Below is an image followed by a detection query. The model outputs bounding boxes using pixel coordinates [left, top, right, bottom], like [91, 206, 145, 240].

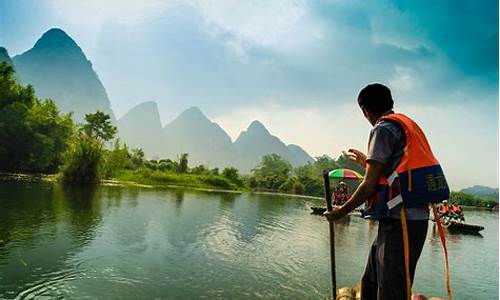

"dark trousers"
[361, 219, 428, 300]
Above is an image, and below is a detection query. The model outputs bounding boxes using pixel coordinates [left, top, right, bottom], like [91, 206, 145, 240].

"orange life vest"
[451, 205, 461, 213]
[363, 113, 450, 219]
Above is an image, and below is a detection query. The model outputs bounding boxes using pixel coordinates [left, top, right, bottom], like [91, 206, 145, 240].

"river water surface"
[0, 182, 498, 299]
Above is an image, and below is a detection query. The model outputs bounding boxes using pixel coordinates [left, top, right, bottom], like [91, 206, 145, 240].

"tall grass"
[116, 168, 244, 191]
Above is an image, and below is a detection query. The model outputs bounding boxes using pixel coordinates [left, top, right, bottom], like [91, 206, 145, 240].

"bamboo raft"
[334, 283, 444, 300]
[444, 220, 484, 235]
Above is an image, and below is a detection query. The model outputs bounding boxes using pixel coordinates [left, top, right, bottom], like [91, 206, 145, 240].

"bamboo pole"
[323, 170, 336, 300]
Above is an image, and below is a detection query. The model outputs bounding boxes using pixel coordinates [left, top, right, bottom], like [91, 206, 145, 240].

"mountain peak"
[33, 28, 78, 50]
[178, 106, 209, 121]
[134, 100, 158, 111]
[247, 120, 269, 135]
[121, 101, 160, 119]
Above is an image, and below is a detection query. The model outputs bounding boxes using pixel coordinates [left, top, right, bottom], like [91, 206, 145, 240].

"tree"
[210, 167, 220, 176]
[130, 148, 145, 168]
[294, 163, 323, 196]
[100, 140, 131, 179]
[0, 62, 74, 173]
[60, 134, 103, 183]
[61, 111, 115, 183]
[222, 167, 242, 186]
[82, 110, 116, 142]
[191, 164, 209, 175]
[314, 154, 340, 172]
[250, 153, 292, 190]
[336, 151, 365, 174]
[178, 153, 189, 173]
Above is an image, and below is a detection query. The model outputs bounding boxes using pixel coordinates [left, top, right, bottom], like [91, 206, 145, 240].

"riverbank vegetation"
[449, 191, 498, 208]
[0, 62, 496, 207]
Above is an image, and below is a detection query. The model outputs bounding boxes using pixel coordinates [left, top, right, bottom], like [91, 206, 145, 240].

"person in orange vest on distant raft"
[438, 200, 450, 216]
[332, 181, 350, 206]
[324, 83, 449, 300]
[451, 201, 464, 221]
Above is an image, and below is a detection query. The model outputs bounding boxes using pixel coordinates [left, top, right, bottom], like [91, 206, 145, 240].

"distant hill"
[163, 107, 236, 168]
[287, 144, 315, 167]
[117, 101, 167, 158]
[12, 28, 115, 122]
[233, 120, 314, 173]
[460, 185, 499, 201]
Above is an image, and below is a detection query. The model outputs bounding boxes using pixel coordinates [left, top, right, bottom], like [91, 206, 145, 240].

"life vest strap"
[432, 204, 453, 300]
[400, 208, 412, 300]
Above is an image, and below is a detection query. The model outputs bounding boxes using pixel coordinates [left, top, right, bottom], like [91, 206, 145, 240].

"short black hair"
[357, 83, 394, 114]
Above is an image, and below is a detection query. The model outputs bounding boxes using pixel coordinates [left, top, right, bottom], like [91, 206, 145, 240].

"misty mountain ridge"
[234, 120, 314, 172]
[162, 106, 236, 168]
[117, 103, 314, 171]
[12, 28, 115, 122]
[460, 185, 499, 201]
[117, 101, 167, 158]
[5, 28, 315, 172]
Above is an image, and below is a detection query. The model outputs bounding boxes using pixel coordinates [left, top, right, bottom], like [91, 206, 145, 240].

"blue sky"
[0, 0, 498, 189]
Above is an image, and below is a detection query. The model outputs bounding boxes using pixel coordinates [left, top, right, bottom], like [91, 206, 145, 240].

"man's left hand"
[323, 207, 347, 221]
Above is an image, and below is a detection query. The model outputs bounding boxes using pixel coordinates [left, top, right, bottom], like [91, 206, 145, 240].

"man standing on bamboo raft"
[324, 83, 450, 299]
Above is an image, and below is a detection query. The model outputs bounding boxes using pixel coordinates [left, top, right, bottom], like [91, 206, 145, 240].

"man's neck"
[375, 110, 394, 123]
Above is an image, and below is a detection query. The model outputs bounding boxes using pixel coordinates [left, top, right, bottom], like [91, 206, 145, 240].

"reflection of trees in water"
[53, 183, 102, 245]
[0, 182, 57, 255]
[104, 186, 123, 207]
[219, 192, 237, 210]
[0, 182, 104, 297]
[175, 189, 185, 211]
[125, 187, 140, 208]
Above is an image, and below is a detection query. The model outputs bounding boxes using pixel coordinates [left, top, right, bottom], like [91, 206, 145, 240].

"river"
[0, 182, 497, 299]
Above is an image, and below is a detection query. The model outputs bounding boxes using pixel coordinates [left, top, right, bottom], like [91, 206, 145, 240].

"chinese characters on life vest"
[425, 173, 447, 192]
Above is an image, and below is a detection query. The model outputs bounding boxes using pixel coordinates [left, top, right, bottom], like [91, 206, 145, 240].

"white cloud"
[214, 101, 498, 190]
[51, 0, 174, 26]
[368, 1, 429, 51]
[389, 66, 422, 93]
[192, 0, 323, 55]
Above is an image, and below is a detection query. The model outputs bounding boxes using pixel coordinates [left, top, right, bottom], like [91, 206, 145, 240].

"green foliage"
[191, 164, 209, 175]
[278, 176, 305, 194]
[0, 62, 73, 173]
[117, 168, 240, 191]
[130, 148, 145, 168]
[314, 155, 340, 173]
[61, 109, 116, 183]
[222, 167, 243, 186]
[210, 168, 219, 176]
[336, 151, 365, 175]
[82, 110, 116, 142]
[294, 163, 324, 196]
[60, 134, 103, 183]
[178, 153, 189, 173]
[450, 191, 497, 208]
[100, 140, 131, 179]
[250, 153, 292, 190]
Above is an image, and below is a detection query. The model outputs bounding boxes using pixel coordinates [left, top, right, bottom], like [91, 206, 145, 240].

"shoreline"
[0, 172, 496, 208]
[0, 172, 318, 200]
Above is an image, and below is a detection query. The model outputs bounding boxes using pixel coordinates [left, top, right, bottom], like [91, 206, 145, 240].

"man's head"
[357, 83, 394, 126]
